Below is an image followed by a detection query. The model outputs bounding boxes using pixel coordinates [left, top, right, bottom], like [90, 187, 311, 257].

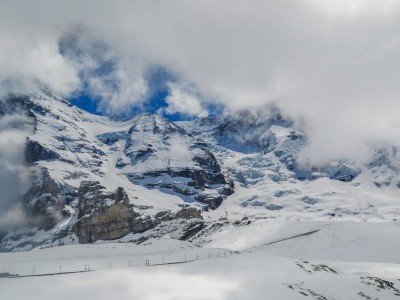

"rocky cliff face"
[72, 181, 206, 244]
[115, 113, 234, 209]
[72, 181, 154, 243]
[1, 91, 399, 251]
[23, 169, 70, 230]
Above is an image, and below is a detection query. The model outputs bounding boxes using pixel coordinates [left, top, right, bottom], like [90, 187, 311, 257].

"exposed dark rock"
[313, 264, 337, 274]
[220, 182, 235, 196]
[191, 169, 210, 188]
[301, 196, 319, 205]
[195, 195, 224, 210]
[154, 210, 174, 222]
[136, 236, 149, 244]
[215, 107, 297, 156]
[179, 221, 206, 240]
[360, 276, 400, 296]
[73, 181, 155, 243]
[135, 148, 154, 159]
[76, 181, 130, 218]
[265, 203, 284, 211]
[324, 163, 360, 182]
[0, 94, 45, 116]
[194, 151, 221, 173]
[120, 114, 234, 210]
[175, 207, 203, 220]
[25, 138, 60, 164]
[23, 169, 68, 230]
[73, 204, 154, 243]
[153, 207, 203, 228]
[155, 210, 170, 218]
[131, 166, 233, 209]
[96, 131, 127, 145]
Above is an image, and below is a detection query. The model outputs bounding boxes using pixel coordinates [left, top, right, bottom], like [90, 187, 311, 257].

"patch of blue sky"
[70, 64, 223, 121]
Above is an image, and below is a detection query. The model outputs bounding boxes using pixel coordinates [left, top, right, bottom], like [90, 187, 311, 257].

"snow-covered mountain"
[1, 91, 399, 251]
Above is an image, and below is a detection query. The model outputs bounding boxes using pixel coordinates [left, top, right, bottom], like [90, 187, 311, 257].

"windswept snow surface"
[17, 93, 400, 224]
[2, 94, 400, 298]
[1, 221, 400, 299]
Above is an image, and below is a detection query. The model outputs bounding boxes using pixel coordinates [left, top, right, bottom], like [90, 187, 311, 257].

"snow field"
[1, 220, 400, 299]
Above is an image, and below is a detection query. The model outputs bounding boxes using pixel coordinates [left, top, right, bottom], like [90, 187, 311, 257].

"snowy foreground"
[1, 220, 400, 300]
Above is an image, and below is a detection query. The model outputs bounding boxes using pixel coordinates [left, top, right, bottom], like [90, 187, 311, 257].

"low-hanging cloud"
[59, 27, 149, 115]
[164, 82, 208, 118]
[0, 113, 35, 231]
[0, 0, 400, 164]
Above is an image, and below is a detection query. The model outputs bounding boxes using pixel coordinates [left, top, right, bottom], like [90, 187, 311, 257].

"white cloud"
[0, 27, 80, 97]
[305, 0, 400, 18]
[86, 65, 148, 115]
[164, 83, 208, 118]
[0, 114, 35, 231]
[0, 0, 399, 163]
[59, 28, 149, 114]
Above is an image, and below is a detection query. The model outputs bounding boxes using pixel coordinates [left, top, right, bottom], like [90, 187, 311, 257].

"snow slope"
[1, 92, 400, 298]
[1, 221, 400, 300]
[1, 91, 400, 252]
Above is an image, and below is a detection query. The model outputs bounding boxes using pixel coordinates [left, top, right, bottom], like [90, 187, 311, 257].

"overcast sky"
[1, 0, 400, 163]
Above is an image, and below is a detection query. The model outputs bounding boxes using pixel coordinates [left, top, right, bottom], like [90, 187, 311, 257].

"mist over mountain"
[1, 0, 400, 165]
[0, 90, 398, 251]
[1, 2, 400, 299]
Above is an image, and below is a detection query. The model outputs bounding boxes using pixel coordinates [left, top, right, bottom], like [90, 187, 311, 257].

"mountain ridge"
[0, 91, 399, 252]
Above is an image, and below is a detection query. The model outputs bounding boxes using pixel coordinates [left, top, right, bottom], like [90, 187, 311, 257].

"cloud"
[0, 114, 35, 231]
[0, 26, 80, 97]
[0, 204, 27, 232]
[59, 27, 148, 114]
[164, 83, 208, 118]
[0, 0, 399, 163]
[305, 0, 400, 18]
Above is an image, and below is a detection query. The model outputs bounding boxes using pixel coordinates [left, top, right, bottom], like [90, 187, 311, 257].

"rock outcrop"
[25, 138, 60, 165]
[72, 181, 155, 243]
[23, 169, 69, 230]
[120, 114, 234, 210]
[72, 183, 206, 244]
[174, 207, 203, 220]
[5, 92, 399, 252]
[179, 222, 206, 240]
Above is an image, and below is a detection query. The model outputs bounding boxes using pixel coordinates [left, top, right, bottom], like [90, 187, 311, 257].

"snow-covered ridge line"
[0, 91, 399, 251]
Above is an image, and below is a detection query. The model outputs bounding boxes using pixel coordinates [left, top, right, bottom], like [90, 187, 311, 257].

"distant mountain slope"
[0, 91, 399, 251]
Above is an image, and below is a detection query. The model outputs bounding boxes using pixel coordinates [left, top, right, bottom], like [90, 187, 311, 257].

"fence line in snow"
[0, 249, 254, 279]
